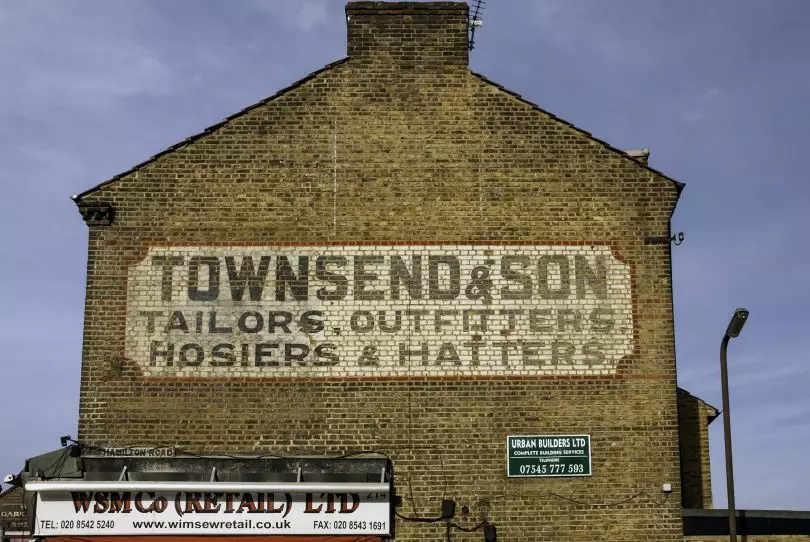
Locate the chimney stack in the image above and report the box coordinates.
[346,2,470,68]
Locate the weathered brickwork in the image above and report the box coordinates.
[678,388,717,510]
[127,244,634,378]
[74,2,688,540]
[685,537,810,541]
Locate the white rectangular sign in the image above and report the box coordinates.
[34,490,390,536]
[126,244,634,378]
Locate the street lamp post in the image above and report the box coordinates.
[720,308,749,542]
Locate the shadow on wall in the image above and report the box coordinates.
[678,388,718,510]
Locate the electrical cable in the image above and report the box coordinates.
[73,440,394,464]
[32,447,71,478]
[66,438,653,539]
[57,441,538,540]
[404,283,419,518]
[544,490,648,508]
[395,511,491,540]
[394,510,444,524]
[41,445,74,481]
[483,487,652,509]
[440,452,448,500]
[450,520,488,532]
[330,449,393,462]
[406,476,420,519]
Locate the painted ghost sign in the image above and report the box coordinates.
[125,245,634,378]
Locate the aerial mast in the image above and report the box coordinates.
[468,0,486,51]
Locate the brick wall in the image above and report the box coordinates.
[74,2,686,540]
[685,537,810,541]
[678,388,717,509]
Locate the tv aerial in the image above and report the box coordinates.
[468,0,486,51]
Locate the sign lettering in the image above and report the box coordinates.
[126,245,633,377]
[507,435,592,477]
[34,491,389,536]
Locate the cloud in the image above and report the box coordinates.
[249,0,329,31]
[527,1,658,69]
[730,360,810,391]
[675,203,810,313]
[0,1,181,114]
[681,86,724,125]
[703,87,722,101]
[676,337,810,426]
[19,47,176,103]
[737,401,810,437]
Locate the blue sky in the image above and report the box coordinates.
[2,0,809,510]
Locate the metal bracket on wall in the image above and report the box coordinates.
[644,232,685,245]
[77,202,115,226]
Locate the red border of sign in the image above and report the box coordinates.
[112,241,649,382]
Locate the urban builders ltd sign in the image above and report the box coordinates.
[507,435,592,477]
[126,245,633,378]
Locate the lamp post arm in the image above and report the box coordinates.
[720,333,736,541]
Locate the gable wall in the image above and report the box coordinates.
[75,6,683,540]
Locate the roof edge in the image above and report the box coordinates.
[468,70,686,203]
[73,62,686,207]
[72,57,350,202]
[677,387,720,423]
[346,1,468,12]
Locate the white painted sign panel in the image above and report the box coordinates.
[34,491,390,536]
[125,245,634,378]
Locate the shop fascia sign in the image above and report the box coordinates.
[26,481,391,537]
[0,503,27,532]
[507,434,592,477]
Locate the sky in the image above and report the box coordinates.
[1,0,809,511]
